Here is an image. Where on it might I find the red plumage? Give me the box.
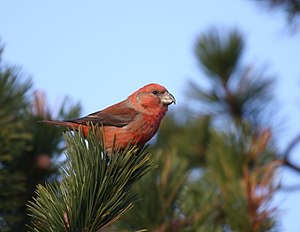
[43,83,175,151]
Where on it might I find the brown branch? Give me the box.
[279,133,300,174]
[282,158,300,174]
[283,133,300,159]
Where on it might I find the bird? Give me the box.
[43,83,175,152]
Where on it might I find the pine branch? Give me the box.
[200,129,278,231]
[117,148,189,231]
[191,28,274,127]
[27,126,154,232]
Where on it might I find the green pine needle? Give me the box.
[27,125,154,232]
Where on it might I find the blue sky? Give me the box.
[1,1,300,231]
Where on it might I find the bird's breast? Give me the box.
[103,111,166,151]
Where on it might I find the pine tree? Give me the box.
[184,28,278,231]
[0,44,81,231]
[0,47,32,231]
[113,27,280,232]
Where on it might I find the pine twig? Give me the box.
[281,133,300,174]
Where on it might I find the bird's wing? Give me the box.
[68,104,139,127]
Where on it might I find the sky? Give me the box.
[1,1,300,231]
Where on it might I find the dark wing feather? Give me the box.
[66,104,139,127]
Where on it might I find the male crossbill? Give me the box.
[43,83,175,151]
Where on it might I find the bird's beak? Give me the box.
[161,92,176,106]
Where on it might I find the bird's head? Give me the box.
[129,83,176,113]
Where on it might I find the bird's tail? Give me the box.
[42,120,79,129]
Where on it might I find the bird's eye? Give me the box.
[152,90,158,95]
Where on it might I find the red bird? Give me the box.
[43,83,175,152]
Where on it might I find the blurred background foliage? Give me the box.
[0,46,81,232]
[112,27,280,232]
[1,1,300,231]
[253,0,300,26]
